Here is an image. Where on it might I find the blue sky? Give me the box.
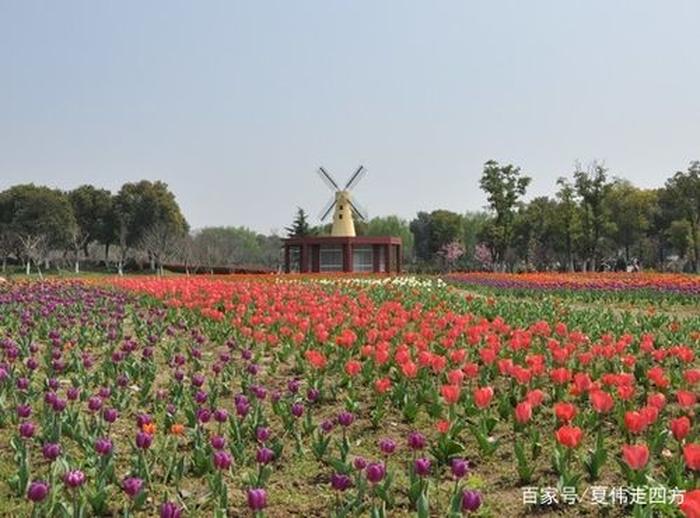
[1,1,699,232]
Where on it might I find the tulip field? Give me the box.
[0,275,698,517]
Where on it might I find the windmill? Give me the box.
[317,166,369,237]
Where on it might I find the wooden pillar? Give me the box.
[372,244,380,273]
[384,244,391,273]
[396,244,402,273]
[300,244,309,273]
[343,243,352,272]
[311,245,320,273]
[284,245,290,273]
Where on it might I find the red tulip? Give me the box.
[684,443,700,471]
[677,390,697,409]
[514,401,532,424]
[435,419,450,434]
[624,411,647,434]
[525,389,545,407]
[473,386,494,409]
[589,390,614,413]
[553,402,577,423]
[555,425,583,449]
[646,392,666,410]
[680,489,700,518]
[670,416,691,441]
[374,377,391,394]
[344,360,361,377]
[441,384,461,405]
[621,443,649,470]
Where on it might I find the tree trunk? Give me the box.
[75,260,80,274]
[104,243,110,266]
[118,260,124,276]
[691,221,699,274]
[1,256,6,273]
[26,261,30,275]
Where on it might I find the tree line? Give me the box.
[0,181,280,276]
[2,159,698,275]
[288,160,700,273]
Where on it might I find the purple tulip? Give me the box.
[135,431,152,450]
[19,421,35,439]
[320,419,334,434]
[379,438,396,455]
[27,480,49,502]
[52,398,67,413]
[16,404,32,419]
[87,396,102,412]
[16,377,29,390]
[337,411,354,427]
[365,462,386,484]
[256,426,270,443]
[94,437,113,456]
[330,473,352,491]
[42,443,61,461]
[197,408,212,423]
[287,378,300,393]
[256,447,275,465]
[414,457,431,476]
[103,408,119,423]
[235,400,250,417]
[213,408,228,423]
[213,450,232,470]
[66,387,80,401]
[462,490,482,512]
[291,402,304,418]
[307,388,320,403]
[353,457,367,470]
[63,470,86,488]
[122,477,144,498]
[450,458,469,479]
[136,413,152,428]
[247,488,267,511]
[160,501,182,518]
[210,435,226,450]
[407,431,426,450]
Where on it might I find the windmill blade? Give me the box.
[317,167,340,191]
[344,165,366,190]
[318,197,336,221]
[349,199,368,221]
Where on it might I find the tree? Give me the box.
[429,210,463,256]
[139,222,183,275]
[409,212,433,262]
[667,220,691,260]
[285,208,313,237]
[461,212,489,268]
[0,185,76,274]
[512,196,558,270]
[604,181,657,263]
[438,241,465,271]
[479,160,531,270]
[553,177,579,271]
[573,162,612,271]
[662,162,700,272]
[113,180,188,273]
[68,185,116,269]
[366,215,414,262]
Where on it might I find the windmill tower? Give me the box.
[317,166,368,237]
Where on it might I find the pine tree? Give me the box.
[285,207,312,237]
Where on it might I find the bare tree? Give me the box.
[17,234,47,278]
[69,227,90,274]
[139,222,182,276]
